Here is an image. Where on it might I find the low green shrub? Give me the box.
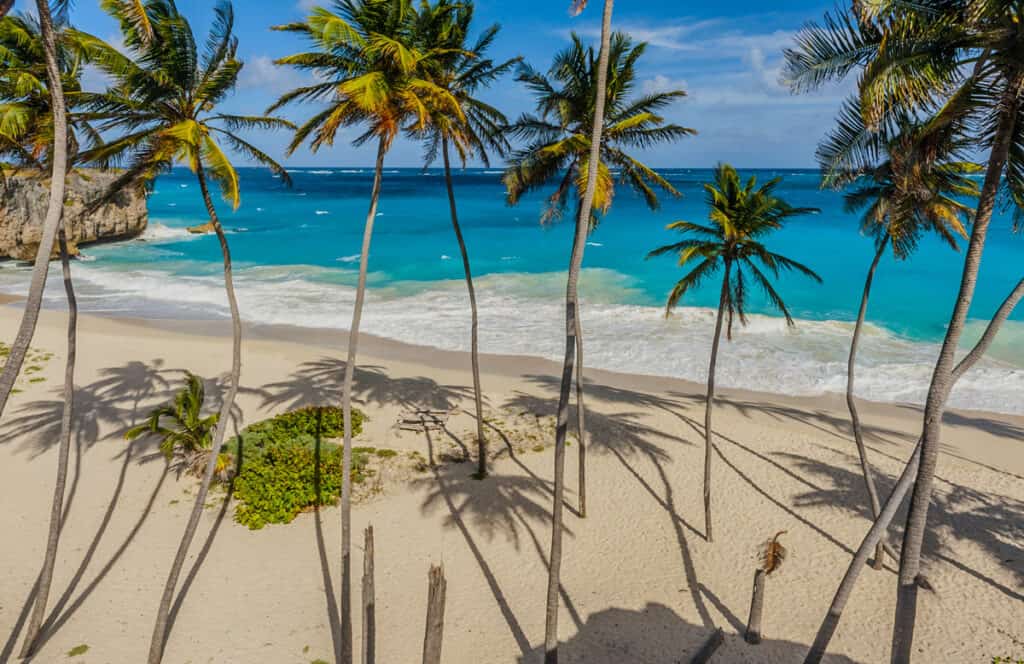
[233,441,371,529]
[226,405,365,464]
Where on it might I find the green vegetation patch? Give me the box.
[67,644,89,657]
[230,406,391,530]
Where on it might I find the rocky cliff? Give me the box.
[0,169,148,260]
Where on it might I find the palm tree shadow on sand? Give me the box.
[0,360,243,661]
[245,356,473,413]
[515,603,860,664]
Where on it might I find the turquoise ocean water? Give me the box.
[1,167,1021,413]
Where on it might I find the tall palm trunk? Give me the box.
[702,260,730,544]
[890,77,1021,664]
[575,315,586,518]
[441,139,486,478]
[543,1,613,661]
[803,275,1023,664]
[0,0,69,420]
[847,238,888,569]
[339,137,387,664]
[147,159,242,664]
[19,229,76,658]
[0,0,14,18]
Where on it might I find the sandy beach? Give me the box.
[1,305,1021,663]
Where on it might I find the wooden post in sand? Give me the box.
[362,526,375,664]
[745,568,766,644]
[421,564,446,664]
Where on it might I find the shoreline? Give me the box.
[2,301,1022,662]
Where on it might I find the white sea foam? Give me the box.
[441,255,451,260]
[139,223,195,242]
[315,210,330,216]
[310,170,334,175]
[3,262,1021,415]
[587,242,603,247]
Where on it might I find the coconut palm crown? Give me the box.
[269,0,462,154]
[70,0,293,203]
[820,97,980,259]
[648,163,822,339]
[504,31,694,225]
[0,11,95,166]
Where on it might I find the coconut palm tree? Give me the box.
[416,0,517,479]
[648,163,821,543]
[505,29,693,520]
[0,3,82,657]
[125,372,230,479]
[818,97,979,569]
[270,2,458,660]
[70,2,291,661]
[0,1,71,420]
[536,1,616,660]
[785,3,1024,658]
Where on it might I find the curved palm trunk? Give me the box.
[147,160,242,664]
[803,276,1024,664]
[847,239,889,570]
[0,0,69,420]
[702,261,730,544]
[441,139,486,478]
[19,229,76,658]
[890,79,1021,664]
[543,1,613,661]
[0,0,14,18]
[339,138,387,664]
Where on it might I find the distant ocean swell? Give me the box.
[2,254,1021,416]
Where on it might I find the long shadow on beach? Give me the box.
[0,360,242,661]
[515,603,860,664]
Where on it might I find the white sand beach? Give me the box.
[1,306,1022,663]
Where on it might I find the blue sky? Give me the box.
[59,0,850,168]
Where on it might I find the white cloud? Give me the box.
[239,55,307,96]
[642,74,689,95]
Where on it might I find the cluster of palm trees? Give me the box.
[1,0,1022,663]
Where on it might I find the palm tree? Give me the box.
[125,372,229,479]
[818,97,979,569]
[270,2,458,660]
[505,29,693,519]
[416,0,517,479]
[0,0,71,420]
[0,3,81,657]
[785,4,1024,658]
[0,0,14,19]
[536,1,616,660]
[648,164,821,543]
[71,2,291,661]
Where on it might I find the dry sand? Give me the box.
[1,306,1021,663]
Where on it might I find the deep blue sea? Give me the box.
[2,166,1021,413]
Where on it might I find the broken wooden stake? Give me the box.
[421,564,446,664]
[362,525,375,664]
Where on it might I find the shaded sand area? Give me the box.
[1,307,1022,663]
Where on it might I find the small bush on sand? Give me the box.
[233,440,372,529]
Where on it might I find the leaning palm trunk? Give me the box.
[803,274,1024,664]
[339,137,387,664]
[0,0,69,420]
[543,1,613,661]
[147,160,242,664]
[18,229,76,658]
[847,238,889,569]
[441,139,486,478]
[0,0,13,19]
[702,261,730,543]
[890,78,1021,664]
